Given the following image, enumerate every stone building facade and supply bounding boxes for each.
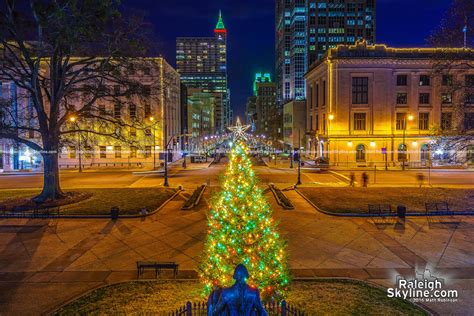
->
[0,57,181,171]
[305,43,474,167]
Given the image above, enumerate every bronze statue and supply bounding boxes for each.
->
[207,264,268,316]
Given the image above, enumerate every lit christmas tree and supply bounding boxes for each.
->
[199,139,290,300]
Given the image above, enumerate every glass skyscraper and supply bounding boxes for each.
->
[176,11,231,133]
[275,0,376,105]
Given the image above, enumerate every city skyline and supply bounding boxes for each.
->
[126,0,453,120]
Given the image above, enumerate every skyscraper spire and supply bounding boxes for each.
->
[215,10,226,34]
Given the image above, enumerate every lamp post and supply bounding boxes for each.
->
[69,116,82,173]
[149,116,157,170]
[296,150,302,185]
[402,114,414,171]
[328,114,334,165]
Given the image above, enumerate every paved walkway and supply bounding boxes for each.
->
[0,167,473,315]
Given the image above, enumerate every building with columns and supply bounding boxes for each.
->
[0,57,181,172]
[305,42,474,167]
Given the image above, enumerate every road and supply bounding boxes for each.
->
[0,160,472,190]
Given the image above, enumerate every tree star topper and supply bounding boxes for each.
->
[227,117,251,140]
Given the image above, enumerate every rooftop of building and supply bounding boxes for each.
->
[308,41,474,71]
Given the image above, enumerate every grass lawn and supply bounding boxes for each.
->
[54,280,427,315]
[299,187,474,214]
[0,188,176,215]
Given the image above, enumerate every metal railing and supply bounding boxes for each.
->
[167,300,304,316]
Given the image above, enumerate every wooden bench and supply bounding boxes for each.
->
[136,261,178,279]
[368,204,393,216]
[425,202,452,216]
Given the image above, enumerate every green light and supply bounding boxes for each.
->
[253,72,272,95]
[215,10,226,30]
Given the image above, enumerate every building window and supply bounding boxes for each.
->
[68,146,76,159]
[130,127,136,137]
[396,93,407,105]
[99,146,107,159]
[442,75,453,86]
[396,113,406,130]
[322,81,326,106]
[114,103,121,119]
[419,113,429,130]
[84,146,92,159]
[465,113,474,130]
[420,144,429,161]
[419,75,430,86]
[441,112,452,130]
[352,77,368,104]
[398,144,407,162]
[130,146,137,158]
[144,103,151,118]
[353,113,366,131]
[396,75,408,86]
[441,93,452,104]
[144,146,152,158]
[315,114,319,130]
[315,84,319,107]
[114,146,121,158]
[356,144,366,162]
[419,93,430,105]
[129,104,137,120]
[467,145,474,164]
[466,93,474,104]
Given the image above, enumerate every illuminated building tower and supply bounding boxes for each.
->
[246,73,273,133]
[307,0,376,66]
[176,11,231,134]
[276,0,376,104]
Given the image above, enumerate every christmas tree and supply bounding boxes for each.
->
[199,139,290,299]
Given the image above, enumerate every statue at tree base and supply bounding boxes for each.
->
[207,264,268,316]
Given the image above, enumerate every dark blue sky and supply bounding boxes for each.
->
[125,0,452,120]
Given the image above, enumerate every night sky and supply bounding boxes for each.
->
[125,0,453,120]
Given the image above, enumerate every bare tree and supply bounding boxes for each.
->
[0,0,158,202]
[425,0,474,165]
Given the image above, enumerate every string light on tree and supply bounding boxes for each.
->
[199,137,290,300]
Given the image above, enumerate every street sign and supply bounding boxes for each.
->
[381,147,387,154]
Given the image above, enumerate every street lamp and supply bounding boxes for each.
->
[328,113,334,164]
[402,114,414,171]
[294,149,302,186]
[69,115,82,173]
[149,116,157,170]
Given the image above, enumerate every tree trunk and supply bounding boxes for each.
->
[34,151,65,202]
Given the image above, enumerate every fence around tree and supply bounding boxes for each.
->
[167,300,304,316]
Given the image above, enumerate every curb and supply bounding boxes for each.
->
[294,189,474,218]
[0,188,183,220]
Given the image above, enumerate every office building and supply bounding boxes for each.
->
[0,58,181,171]
[276,0,376,104]
[176,11,231,133]
[305,42,474,167]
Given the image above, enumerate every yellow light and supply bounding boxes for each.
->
[69,116,77,122]
[408,114,414,121]
[370,141,376,147]
[149,116,154,122]
[328,114,335,121]
[347,141,353,147]
[412,141,418,147]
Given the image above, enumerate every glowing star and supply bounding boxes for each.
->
[227,117,251,140]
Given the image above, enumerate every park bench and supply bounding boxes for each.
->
[368,204,393,216]
[136,261,179,279]
[425,202,452,216]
